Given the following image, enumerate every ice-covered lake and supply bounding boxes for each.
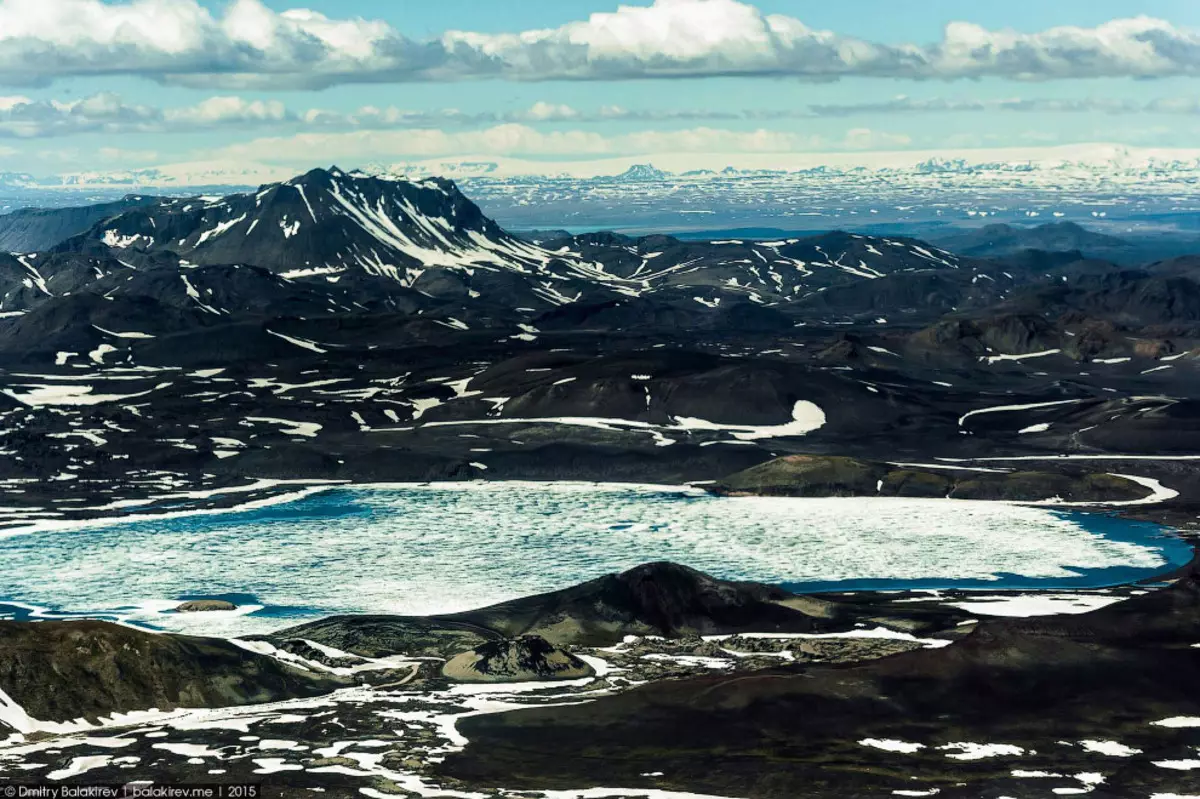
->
[0,483,1188,636]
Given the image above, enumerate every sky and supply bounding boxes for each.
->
[6,0,1200,179]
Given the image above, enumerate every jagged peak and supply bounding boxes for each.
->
[261,165,463,200]
[614,163,669,181]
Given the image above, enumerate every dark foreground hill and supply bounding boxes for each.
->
[0,620,347,724]
[441,561,1200,798]
[262,562,966,657]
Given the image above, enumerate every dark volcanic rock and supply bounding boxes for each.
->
[906,314,1060,361]
[794,269,1008,321]
[442,562,836,647]
[175,599,237,612]
[442,635,594,683]
[1000,268,1200,327]
[439,566,1200,799]
[261,616,494,659]
[712,454,1153,502]
[0,620,347,725]
[713,454,881,496]
[268,563,860,655]
[933,221,1131,260]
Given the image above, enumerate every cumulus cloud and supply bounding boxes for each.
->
[15,91,1200,139]
[517,101,581,122]
[0,0,1198,88]
[0,0,439,88]
[164,96,290,125]
[0,93,300,137]
[0,93,159,136]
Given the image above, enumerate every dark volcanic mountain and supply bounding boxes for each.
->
[0,165,1058,367]
[0,194,159,252]
[76,168,553,277]
[932,221,1132,261]
[46,167,1017,327]
[260,562,887,658]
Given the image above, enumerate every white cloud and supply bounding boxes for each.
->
[210,125,612,163]
[0,92,298,137]
[0,0,1197,88]
[517,101,581,122]
[0,92,160,137]
[810,95,1157,116]
[200,123,906,166]
[13,89,1200,141]
[164,96,290,125]
[309,102,753,127]
[0,0,420,88]
[98,146,159,163]
[842,128,912,150]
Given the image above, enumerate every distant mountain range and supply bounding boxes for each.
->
[10,146,1200,251]
[0,165,1196,512]
[3,168,1197,354]
[0,142,1198,188]
[0,165,1040,364]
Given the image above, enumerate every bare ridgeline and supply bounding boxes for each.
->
[2,168,1200,797]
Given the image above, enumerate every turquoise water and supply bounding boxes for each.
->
[0,483,1187,636]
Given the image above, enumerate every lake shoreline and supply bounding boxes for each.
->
[0,483,1191,638]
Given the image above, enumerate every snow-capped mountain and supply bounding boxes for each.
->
[10,145,1200,246]
[59,166,1003,321]
[84,167,557,277]
[0,166,1047,369]
[611,164,670,182]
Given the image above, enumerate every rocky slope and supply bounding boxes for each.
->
[441,636,594,683]
[0,561,1022,795]
[711,454,1154,502]
[263,562,967,658]
[441,561,1200,799]
[932,220,1134,261]
[0,620,347,726]
[0,194,159,252]
[0,563,976,737]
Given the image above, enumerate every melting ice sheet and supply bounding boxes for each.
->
[0,483,1186,636]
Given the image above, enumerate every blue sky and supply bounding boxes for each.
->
[6,0,1200,178]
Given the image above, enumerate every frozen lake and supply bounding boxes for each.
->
[0,483,1187,636]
